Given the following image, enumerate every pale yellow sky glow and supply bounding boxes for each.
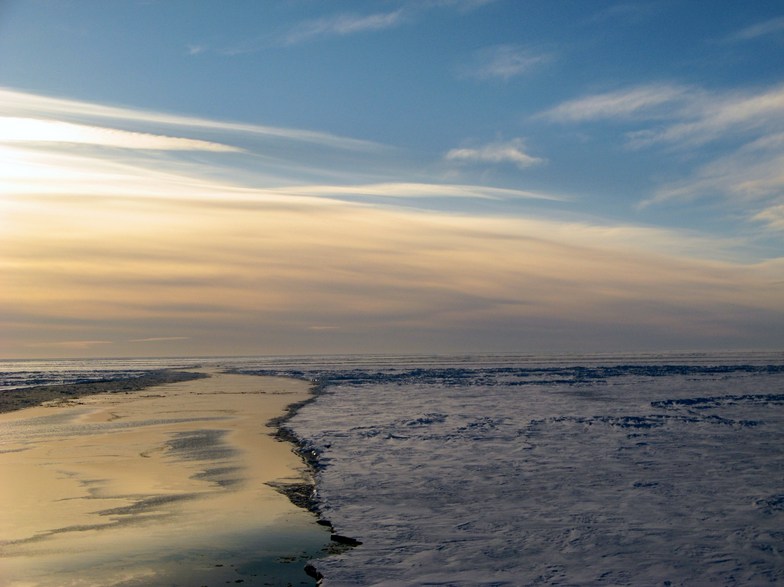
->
[0,116,240,152]
[1,88,782,357]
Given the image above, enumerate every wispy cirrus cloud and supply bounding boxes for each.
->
[24,340,113,349]
[186,44,207,56]
[445,138,546,169]
[729,16,784,41]
[754,205,784,231]
[628,86,784,226]
[0,87,381,152]
[644,132,784,211]
[424,0,500,11]
[284,10,404,45]
[540,83,784,147]
[627,84,784,148]
[541,82,784,229]
[129,336,190,343]
[538,83,690,122]
[275,181,565,202]
[459,44,551,81]
[586,2,658,25]
[220,1,498,54]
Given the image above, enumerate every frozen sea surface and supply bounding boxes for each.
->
[243,355,784,586]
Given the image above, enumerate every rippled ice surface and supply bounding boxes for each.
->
[262,356,784,586]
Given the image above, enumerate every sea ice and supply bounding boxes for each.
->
[279,360,784,585]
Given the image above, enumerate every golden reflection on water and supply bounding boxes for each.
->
[0,371,328,586]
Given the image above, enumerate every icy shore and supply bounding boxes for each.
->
[271,360,784,585]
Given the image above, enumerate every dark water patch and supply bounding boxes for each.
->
[96,493,199,517]
[193,465,245,488]
[166,429,237,462]
[3,497,189,548]
[76,518,333,586]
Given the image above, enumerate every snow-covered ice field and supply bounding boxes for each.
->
[276,355,784,585]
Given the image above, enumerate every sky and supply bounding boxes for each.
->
[1,0,783,358]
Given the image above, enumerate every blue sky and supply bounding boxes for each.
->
[1,1,783,357]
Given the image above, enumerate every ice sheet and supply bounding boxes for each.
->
[286,362,784,585]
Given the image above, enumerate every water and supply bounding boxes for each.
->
[0,370,329,587]
[3,352,784,585]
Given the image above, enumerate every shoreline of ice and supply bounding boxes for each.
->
[262,359,784,585]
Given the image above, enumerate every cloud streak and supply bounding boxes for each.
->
[284,10,404,44]
[0,87,381,152]
[729,16,784,41]
[539,84,690,122]
[626,85,784,148]
[186,44,207,56]
[277,182,563,201]
[129,337,191,343]
[0,117,239,152]
[647,133,784,203]
[24,340,113,350]
[541,83,784,147]
[542,83,784,230]
[445,139,546,169]
[459,45,551,81]
[220,1,499,54]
